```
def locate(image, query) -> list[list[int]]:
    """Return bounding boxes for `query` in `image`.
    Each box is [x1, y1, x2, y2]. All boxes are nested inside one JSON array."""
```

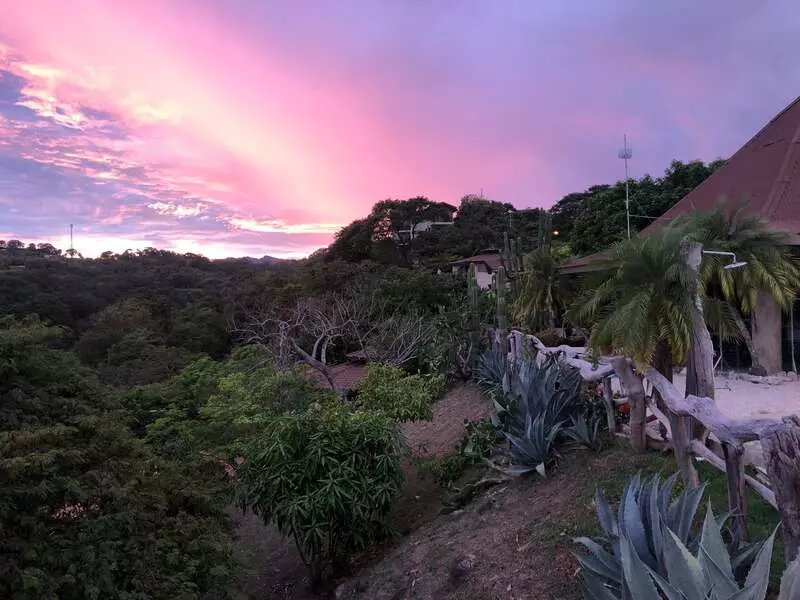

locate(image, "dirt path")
[[234, 382, 492, 599], [335, 449, 665, 600]]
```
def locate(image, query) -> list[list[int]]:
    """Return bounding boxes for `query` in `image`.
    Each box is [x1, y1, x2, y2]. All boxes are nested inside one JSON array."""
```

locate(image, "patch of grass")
[[415, 453, 471, 488]]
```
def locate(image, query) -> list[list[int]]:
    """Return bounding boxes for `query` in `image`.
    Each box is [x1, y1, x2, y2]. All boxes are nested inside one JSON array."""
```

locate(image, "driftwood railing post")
[[601, 376, 616, 434], [722, 442, 749, 541], [762, 416, 800, 562]]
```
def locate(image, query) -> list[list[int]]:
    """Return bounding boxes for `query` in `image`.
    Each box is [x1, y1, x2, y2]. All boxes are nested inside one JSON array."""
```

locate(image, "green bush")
[[235, 404, 404, 582], [416, 453, 470, 487], [356, 363, 444, 422], [417, 418, 499, 488]]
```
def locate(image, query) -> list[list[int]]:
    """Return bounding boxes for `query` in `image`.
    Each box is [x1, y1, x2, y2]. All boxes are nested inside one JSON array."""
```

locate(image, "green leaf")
[[778, 556, 800, 600], [742, 526, 777, 600], [580, 569, 621, 600], [619, 535, 660, 599], [698, 502, 737, 596], [573, 538, 621, 583], [595, 489, 618, 539], [662, 528, 705, 600]]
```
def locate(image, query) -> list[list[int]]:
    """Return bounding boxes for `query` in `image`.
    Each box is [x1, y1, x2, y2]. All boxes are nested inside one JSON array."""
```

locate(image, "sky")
[[1, 1, 799, 259]]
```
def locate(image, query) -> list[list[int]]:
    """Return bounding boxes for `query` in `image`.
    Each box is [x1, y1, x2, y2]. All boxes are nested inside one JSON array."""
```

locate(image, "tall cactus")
[[496, 266, 507, 331], [515, 236, 524, 271], [467, 263, 480, 367], [509, 238, 518, 273], [495, 266, 508, 356]]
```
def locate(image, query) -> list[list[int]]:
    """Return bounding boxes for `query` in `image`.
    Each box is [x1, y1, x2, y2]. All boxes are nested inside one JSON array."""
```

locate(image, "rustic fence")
[[505, 328, 800, 563]]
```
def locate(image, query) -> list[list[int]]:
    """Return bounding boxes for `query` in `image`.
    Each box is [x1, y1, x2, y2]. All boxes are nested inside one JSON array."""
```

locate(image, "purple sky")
[[1, 0, 798, 257]]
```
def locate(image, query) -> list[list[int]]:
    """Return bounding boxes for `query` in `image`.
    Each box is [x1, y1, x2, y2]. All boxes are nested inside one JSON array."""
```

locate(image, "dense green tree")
[[0, 317, 235, 599], [555, 159, 725, 256], [326, 218, 376, 263], [74, 299, 155, 365]]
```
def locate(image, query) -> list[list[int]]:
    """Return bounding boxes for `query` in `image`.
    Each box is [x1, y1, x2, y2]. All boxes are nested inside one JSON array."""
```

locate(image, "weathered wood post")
[[688, 243, 749, 529], [613, 357, 647, 452], [669, 242, 713, 489], [762, 416, 800, 563], [601, 376, 617, 434], [722, 442, 749, 542]]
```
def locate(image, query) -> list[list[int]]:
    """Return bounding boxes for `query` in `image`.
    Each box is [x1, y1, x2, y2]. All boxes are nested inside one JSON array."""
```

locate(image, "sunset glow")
[[1, 1, 798, 258]]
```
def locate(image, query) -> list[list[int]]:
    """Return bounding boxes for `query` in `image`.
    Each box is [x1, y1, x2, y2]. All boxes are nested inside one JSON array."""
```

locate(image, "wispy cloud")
[[0, 1, 799, 258]]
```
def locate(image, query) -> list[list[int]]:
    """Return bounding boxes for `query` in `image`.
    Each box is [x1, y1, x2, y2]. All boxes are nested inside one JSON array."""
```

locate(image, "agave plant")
[[564, 413, 604, 451], [475, 347, 510, 396], [575, 473, 768, 599], [608, 504, 777, 600], [491, 355, 582, 476]]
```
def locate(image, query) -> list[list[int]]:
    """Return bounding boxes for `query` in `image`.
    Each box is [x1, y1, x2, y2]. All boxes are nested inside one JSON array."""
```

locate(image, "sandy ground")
[[673, 371, 800, 420]]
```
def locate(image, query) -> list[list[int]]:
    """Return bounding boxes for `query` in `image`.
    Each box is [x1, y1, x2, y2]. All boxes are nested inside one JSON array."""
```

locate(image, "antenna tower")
[[618, 135, 633, 239]]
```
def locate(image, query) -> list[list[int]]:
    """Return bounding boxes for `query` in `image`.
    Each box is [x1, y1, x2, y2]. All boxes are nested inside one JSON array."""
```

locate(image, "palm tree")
[[511, 248, 565, 331], [570, 226, 695, 380], [677, 204, 800, 374]]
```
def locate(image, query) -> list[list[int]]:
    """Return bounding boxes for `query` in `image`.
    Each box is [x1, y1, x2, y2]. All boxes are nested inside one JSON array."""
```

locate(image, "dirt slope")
[[335, 451, 659, 600]]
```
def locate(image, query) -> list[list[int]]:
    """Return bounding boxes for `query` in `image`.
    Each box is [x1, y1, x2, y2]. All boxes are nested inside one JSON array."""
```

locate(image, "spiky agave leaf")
[[577, 474, 778, 600], [778, 556, 800, 600], [564, 413, 604, 451]]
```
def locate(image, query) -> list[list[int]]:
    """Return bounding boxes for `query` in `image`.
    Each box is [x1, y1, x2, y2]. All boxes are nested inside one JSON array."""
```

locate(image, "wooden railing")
[[505, 329, 800, 563]]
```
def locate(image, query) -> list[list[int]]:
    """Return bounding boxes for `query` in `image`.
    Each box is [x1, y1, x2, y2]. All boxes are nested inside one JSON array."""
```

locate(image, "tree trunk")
[[731, 306, 763, 374], [613, 357, 647, 453], [762, 416, 800, 563], [293, 342, 341, 397], [670, 242, 710, 489], [652, 340, 673, 441], [685, 243, 716, 402]]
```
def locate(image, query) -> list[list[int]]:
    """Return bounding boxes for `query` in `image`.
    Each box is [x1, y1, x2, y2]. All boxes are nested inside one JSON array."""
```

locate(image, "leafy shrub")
[[417, 418, 500, 488], [235, 404, 404, 582], [416, 453, 470, 487], [575, 472, 768, 599], [493, 355, 582, 475], [356, 363, 444, 422], [459, 418, 499, 461]]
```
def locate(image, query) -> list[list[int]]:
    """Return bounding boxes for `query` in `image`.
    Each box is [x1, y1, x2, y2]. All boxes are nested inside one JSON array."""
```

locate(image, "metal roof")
[[642, 95, 800, 242]]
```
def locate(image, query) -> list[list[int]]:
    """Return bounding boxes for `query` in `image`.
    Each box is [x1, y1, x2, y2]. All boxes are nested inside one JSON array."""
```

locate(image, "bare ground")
[[233, 382, 492, 600], [335, 449, 665, 600]]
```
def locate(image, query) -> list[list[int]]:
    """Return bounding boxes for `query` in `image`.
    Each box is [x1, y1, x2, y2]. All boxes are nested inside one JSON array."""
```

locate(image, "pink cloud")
[[0, 0, 383, 226], [1, 1, 798, 259]]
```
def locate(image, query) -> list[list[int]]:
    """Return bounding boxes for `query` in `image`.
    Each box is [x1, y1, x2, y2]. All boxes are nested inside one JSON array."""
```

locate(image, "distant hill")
[[229, 255, 290, 264]]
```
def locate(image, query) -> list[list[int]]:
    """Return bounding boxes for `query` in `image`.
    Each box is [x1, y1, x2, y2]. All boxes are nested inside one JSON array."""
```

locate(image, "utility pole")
[[618, 135, 633, 239]]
